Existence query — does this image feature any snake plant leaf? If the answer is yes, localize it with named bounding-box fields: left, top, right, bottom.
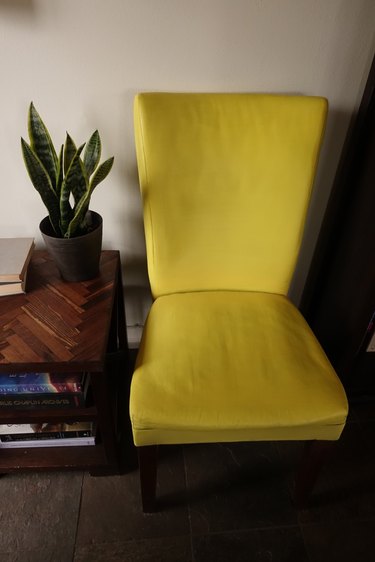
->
left=21, top=138, right=61, bottom=236
left=67, top=144, right=88, bottom=207
left=56, top=145, right=64, bottom=198
left=64, top=133, right=77, bottom=176
left=59, top=186, right=73, bottom=236
left=74, top=157, right=90, bottom=206
left=84, top=130, right=101, bottom=179
left=89, top=156, right=114, bottom=191
left=65, top=191, right=90, bottom=238
left=67, top=158, right=115, bottom=237
left=66, top=156, right=113, bottom=238
left=60, top=144, right=85, bottom=235
left=28, top=102, right=58, bottom=191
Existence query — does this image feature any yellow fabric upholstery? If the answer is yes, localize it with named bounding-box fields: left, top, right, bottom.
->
left=130, top=92, right=348, bottom=449
left=134, top=93, right=328, bottom=298
left=130, top=292, right=347, bottom=446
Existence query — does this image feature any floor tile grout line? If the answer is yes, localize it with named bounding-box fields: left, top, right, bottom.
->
left=70, top=533, right=195, bottom=550
left=71, top=470, right=85, bottom=562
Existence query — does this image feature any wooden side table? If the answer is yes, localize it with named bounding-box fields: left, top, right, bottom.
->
left=0, top=250, right=130, bottom=474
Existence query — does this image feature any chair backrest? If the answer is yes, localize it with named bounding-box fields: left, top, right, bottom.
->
left=134, top=93, right=327, bottom=298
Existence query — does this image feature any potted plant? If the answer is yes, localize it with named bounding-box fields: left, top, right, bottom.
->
left=21, top=102, right=114, bottom=281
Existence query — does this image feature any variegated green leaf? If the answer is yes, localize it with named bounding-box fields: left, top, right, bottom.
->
left=73, top=157, right=89, bottom=207
left=28, top=102, right=58, bottom=190
left=64, top=133, right=77, bottom=176
left=56, top=145, right=64, bottom=198
left=60, top=144, right=85, bottom=235
left=59, top=178, right=74, bottom=235
left=66, top=144, right=87, bottom=206
left=84, top=130, right=101, bottom=178
left=21, top=138, right=61, bottom=236
left=67, top=156, right=114, bottom=236
left=89, top=157, right=114, bottom=191
left=65, top=158, right=112, bottom=238
left=65, top=191, right=90, bottom=238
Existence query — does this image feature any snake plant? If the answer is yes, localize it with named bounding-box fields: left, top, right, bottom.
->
left=21, top=102, right=114, bottom=238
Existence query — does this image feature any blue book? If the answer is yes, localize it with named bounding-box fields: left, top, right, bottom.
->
left=0, top=373, right=84, bottom=394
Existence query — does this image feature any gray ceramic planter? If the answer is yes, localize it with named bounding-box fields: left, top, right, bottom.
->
left=40, top=211, right=103, bottom=282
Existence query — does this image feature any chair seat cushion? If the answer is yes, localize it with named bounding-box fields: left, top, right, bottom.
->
left=130, top=291, right=348, bottom=446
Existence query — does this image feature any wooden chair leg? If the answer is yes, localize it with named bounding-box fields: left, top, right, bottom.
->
left=293, top=440, right=334, bottom=508
left=138, top=445, right=158, bottom=513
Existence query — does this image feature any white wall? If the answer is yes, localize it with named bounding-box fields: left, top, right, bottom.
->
left=0, top=0, right=374, bottom=345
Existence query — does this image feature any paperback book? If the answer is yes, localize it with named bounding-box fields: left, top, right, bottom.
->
left=0, top=373, right=89, bottom=409
left=0, top=422, right=95, bottom=448
left=0, top=394, right=85, bottom=409
left=0, top=237, right=35, bottom=296
left=0, top=372, right=85, bottom=394
left=0, top=438, right=94, bottom=448
left=0, top=268, right=30, bottom=296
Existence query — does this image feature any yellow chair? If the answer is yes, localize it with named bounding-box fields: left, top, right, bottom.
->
left=130, top=93, right=348, bottom=512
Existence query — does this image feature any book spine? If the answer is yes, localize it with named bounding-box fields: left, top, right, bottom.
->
left=1, top=430, right=92, bottom=442
left=0, top=437, right=95, bottom=449
left=0, top=393, right=85, bottom=409
left=0, top=383, right=83, bottom=394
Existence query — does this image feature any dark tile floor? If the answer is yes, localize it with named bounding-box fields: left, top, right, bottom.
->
left=1, top=397, right=375, bottom=561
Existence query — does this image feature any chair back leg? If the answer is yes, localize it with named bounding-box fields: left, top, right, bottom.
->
left=138, top=445, right=158, bottom=512
left=293, top=440, right=334, bottom=508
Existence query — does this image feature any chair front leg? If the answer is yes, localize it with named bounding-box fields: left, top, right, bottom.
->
left=293, top=440, right=334, bottom=508
left=138, top=445, right=158, bottom=513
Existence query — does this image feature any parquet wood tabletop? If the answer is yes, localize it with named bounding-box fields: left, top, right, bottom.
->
left=0, top=250, right=120, bottom=373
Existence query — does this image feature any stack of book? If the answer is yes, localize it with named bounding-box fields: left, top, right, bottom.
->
left=0, top=372, right=94, bottom=447
left=0, top=422, right=95, bottom=448
left=0, top=372, right=89, bottom=409
left=0, top=237, right=35, bottom=296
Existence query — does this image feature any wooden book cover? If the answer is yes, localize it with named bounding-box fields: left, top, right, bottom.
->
left=0, top=237, right=35, bottom=283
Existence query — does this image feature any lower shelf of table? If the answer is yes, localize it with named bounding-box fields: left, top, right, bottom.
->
left=0, top=442, right=114, bottom=473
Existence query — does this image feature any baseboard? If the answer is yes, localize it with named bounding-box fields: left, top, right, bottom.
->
left=127, top=325, right=143, bottom=349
